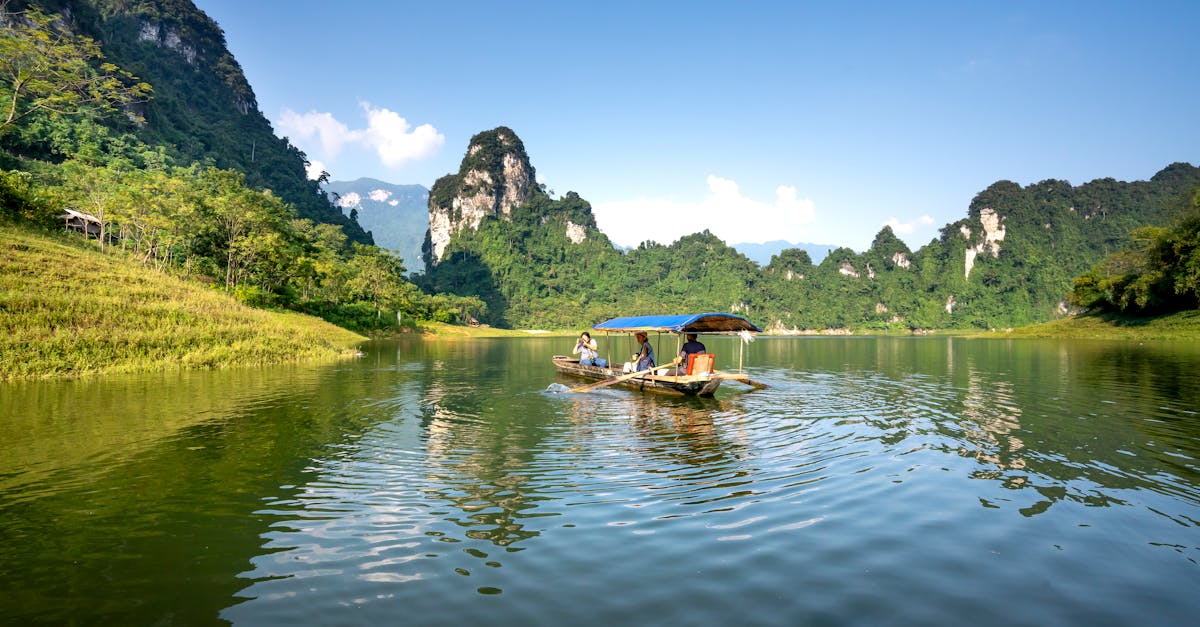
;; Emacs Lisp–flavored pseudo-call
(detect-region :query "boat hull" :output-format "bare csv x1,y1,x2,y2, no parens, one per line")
552,356,738,397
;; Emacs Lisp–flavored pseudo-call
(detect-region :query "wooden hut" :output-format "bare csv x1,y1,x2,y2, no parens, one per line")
59,208,104,237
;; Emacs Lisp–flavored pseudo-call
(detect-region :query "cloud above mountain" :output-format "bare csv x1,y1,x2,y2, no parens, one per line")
593,175,816,247
883,215,936,234
277,103,445,179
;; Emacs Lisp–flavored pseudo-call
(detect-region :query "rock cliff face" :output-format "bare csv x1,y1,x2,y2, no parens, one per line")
426,127,538,263
962,207,1006,280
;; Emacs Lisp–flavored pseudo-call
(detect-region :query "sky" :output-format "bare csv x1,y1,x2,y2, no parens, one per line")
192,0,1199,252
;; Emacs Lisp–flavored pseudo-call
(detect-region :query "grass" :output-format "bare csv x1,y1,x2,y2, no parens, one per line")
976,309,1200,341
1,224,366,380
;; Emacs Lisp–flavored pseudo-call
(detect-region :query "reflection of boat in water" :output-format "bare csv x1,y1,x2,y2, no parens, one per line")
552,312,761,397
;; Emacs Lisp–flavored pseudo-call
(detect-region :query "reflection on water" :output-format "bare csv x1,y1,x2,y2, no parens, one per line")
2,336,1199,626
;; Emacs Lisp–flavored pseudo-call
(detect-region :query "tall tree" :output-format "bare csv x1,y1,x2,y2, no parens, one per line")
0,1,151,136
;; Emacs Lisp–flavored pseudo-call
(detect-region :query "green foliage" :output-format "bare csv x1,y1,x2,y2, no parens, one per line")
0,167,54,222
1069,190,1200,314
426,158,1200,331
3,0,371,244
0,156,448,338
0,1,151,134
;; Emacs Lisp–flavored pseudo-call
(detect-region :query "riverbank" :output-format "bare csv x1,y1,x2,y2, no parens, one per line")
416,322,572,338
1,225,365,381
978,310,1200,341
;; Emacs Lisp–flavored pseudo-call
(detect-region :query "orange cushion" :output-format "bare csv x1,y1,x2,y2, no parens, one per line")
686,353,714,375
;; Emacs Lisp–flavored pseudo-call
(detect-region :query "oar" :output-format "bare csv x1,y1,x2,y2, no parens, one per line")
570,358,680,393
711,367,769,390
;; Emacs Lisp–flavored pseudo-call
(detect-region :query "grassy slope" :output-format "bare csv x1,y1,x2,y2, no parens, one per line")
978,310,1200,341
0,224,366,380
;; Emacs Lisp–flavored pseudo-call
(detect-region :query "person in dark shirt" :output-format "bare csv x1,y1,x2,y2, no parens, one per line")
667,333,707,375
679,333,706,360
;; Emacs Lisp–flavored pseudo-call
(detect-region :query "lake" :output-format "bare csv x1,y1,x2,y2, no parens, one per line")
2,335,1199,626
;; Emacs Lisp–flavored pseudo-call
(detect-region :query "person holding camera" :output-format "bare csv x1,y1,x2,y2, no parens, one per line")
573,331,606,367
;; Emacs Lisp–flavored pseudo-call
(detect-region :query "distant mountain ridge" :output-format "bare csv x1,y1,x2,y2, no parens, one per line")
325,178,429,273
733,240,836,265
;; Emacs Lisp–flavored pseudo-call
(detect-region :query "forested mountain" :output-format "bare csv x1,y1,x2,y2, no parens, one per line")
3,0,370,244
423,128,1200,331
324,178,428,274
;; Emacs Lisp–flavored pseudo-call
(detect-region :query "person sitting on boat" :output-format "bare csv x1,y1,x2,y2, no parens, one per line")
664,333,707,375
679,333,706,360
573,332,606,367
633,331,656,372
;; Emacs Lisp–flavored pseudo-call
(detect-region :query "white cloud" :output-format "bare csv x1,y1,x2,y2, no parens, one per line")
368,189,392,202
356,103,444,167
335,191,362,209
883,214,937,235
305,159,327,181
883,218,914,234
274,103,444,177
594,175,816,247
277,110,352,157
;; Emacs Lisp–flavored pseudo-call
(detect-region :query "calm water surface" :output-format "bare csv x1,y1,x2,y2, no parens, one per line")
1,336,1199,626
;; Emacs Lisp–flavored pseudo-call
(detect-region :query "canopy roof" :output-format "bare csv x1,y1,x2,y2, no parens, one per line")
592,312,761,334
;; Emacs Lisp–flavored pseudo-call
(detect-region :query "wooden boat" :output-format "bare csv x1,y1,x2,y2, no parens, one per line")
552,312,762,397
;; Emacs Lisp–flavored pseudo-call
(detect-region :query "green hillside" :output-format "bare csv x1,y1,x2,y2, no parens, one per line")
0,224,365,380
2,0,475,376
3,0,371,244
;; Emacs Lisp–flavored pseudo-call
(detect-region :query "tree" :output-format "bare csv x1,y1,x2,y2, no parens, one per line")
0,2,151,136
55,159,120,249
345,243,408,321
1069,189,1200,314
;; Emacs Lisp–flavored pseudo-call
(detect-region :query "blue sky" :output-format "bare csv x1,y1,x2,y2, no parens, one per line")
193,0,1199,251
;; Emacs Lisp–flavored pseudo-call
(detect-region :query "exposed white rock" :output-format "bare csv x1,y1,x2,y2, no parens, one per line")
565,221,586,244
839,262,860,278
963,207,1006,279
427,132,537,262
892,252,911,269
945,294,956,314
138,21,197,66
138,22,158,42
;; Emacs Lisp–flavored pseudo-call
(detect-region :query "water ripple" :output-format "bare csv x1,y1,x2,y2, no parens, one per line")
213,339,1200,625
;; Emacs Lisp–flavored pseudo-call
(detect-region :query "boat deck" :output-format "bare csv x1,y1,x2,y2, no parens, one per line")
552,356,749,397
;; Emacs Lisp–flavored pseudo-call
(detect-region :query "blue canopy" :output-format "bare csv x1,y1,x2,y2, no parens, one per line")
592,312,761,334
